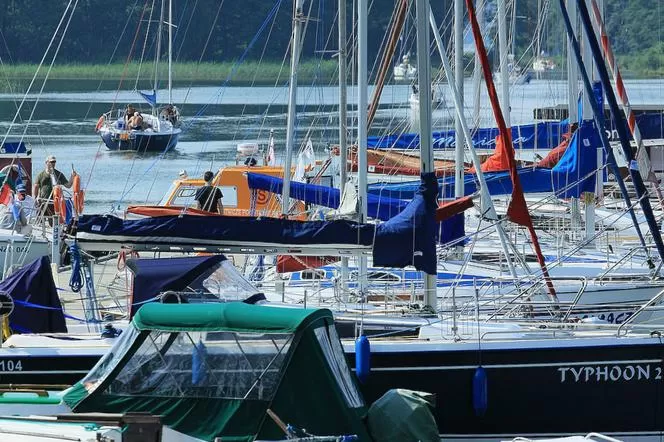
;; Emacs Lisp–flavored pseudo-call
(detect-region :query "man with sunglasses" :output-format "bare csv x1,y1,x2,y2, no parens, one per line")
33,155,76,221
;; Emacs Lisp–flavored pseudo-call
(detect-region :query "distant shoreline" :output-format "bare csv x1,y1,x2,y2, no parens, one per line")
1,59,659,90
1,60,340,84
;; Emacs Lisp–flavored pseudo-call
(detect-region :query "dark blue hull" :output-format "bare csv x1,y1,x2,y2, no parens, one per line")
100,130,180,152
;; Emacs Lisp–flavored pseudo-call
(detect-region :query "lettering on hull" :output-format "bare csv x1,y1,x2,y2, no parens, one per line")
558,364,662,383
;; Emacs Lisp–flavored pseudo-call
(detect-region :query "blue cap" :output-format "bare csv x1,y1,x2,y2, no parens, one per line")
16,184,26,193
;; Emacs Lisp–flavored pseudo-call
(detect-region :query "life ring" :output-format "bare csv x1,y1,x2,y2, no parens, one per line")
72,174,85,215
95,115,105,132
52,185,66,223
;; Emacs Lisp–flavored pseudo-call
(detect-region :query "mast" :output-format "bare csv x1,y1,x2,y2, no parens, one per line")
454,0,465,200
168,0,173,104
587,0,664,205
416,0,436,308
357,0,368,297
556,0,654,267
367,0,407,128
472,0,484,125
575,0,664,265
282,0,306,216
430,8,518,280
497,0,510,125
153,0,165,110
566,0,578,124
338,0,349,294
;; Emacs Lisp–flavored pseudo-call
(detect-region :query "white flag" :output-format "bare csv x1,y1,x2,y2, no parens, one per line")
303,138,315,170
267,131,276,166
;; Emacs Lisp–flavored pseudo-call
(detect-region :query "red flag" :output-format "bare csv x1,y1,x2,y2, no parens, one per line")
466,0,557,302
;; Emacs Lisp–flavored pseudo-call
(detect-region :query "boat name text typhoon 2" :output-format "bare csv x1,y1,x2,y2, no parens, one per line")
558,363,663,383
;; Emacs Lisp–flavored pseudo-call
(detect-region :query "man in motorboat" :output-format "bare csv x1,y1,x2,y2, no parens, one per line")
33,155,76,222
15,184,34,222
195,171,224,215
0,184,31,234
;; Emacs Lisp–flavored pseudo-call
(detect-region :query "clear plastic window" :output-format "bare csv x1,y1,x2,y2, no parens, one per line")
314,326,364,408
104,330,293,399
192,260,262,301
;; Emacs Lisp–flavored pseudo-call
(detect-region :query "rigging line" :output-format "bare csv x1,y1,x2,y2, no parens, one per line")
0,0,75,150
181,0,225,105
113,1,151,110
180,0,225,168
233,0,282,142
135,0,157,91
84,0,143,192
114,0,284,206
466,0,557,301
14,0,80,155
557,0,654,267
576,0,664,266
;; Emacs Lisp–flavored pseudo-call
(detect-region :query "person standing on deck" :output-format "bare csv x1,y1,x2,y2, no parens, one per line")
33,155,76,220
195,171,223,215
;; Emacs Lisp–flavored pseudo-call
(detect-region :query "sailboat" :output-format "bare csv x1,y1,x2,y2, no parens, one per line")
96,0,181,152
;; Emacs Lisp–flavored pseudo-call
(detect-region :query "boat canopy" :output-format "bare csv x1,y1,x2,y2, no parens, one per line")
63,303,371,441
126,254,262,318
368,120,600,200
0,256,66,334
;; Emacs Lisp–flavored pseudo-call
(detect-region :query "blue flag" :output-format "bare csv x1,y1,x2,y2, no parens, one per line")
139,90,157,107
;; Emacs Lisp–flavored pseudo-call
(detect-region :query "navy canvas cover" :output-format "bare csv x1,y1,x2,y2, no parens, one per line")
373,173,438,274
77,214,376,247
0,256,67,333
126,255,227,318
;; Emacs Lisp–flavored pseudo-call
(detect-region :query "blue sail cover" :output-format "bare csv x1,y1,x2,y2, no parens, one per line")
368,120,599,200
0,256,67,333
246,172,408,221
246,171,465,246
373,173,438,274
126,255,227,318
76,214,376,247
367,121,569,150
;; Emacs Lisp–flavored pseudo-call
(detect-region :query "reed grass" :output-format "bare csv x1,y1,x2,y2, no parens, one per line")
0,60,340,84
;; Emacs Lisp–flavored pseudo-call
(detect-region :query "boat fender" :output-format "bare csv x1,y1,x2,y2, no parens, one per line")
52,186,66,224
472,366,488,417
95,115,104,132
355,334,371,383
192,339,208,385
72,174,85,216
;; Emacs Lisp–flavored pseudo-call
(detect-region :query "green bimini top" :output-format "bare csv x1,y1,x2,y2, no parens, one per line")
132,302,333,334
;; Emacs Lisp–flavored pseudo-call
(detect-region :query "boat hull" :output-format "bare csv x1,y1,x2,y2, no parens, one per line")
4,333,664,439
351,337,664,439
100,129,180,152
